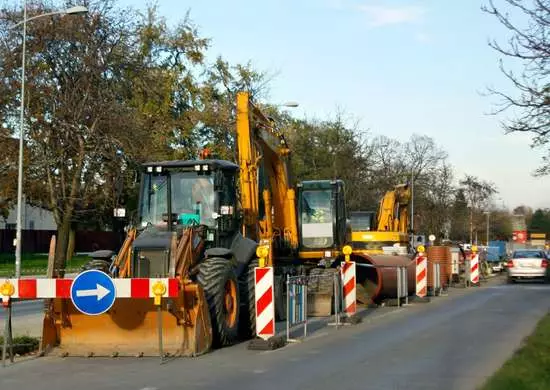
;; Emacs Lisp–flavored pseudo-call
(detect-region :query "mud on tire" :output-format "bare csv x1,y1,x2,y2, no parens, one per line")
197,257,240,348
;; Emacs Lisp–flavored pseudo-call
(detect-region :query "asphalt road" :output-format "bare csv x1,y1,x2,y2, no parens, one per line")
1,278,549,390
0,300,44,319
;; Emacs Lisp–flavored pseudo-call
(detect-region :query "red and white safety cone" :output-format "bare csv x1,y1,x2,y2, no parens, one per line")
470,246,480,286
414,245,430,303
341,261,356,316
338,245,361,324
254,266,275,340
248,245,285,350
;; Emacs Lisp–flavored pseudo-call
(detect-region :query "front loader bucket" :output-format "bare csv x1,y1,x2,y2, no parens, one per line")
41,282,212,357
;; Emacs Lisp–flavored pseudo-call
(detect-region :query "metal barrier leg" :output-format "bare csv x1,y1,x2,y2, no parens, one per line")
157,305,164,363
303,283,308,338
404,268,409,305
397,267,401,307
2,302,13,367
286,274,291,341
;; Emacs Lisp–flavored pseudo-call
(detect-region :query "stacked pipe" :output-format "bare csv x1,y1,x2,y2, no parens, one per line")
341,253,415,304
426,246,452,295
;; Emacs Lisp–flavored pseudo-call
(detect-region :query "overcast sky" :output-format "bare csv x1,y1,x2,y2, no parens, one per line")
120,0,549,211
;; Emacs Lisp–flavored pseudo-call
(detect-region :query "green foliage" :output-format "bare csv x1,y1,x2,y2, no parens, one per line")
529,209,550,235
285,112,371,211
450,189,469,241
481,313,550,390
0,335,40,356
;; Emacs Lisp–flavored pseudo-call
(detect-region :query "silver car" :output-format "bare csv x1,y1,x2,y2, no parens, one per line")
507,249,549,283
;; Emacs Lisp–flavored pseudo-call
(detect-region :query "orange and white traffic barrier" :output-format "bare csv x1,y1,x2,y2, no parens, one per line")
0,278,180,300
470,250,480,285
341,261,357,316
415,246,428,298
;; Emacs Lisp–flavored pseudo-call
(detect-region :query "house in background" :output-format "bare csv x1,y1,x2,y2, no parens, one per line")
0,203,56,231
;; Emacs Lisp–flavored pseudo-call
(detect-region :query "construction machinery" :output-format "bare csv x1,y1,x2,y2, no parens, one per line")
41,91,348,357
349,183,411,255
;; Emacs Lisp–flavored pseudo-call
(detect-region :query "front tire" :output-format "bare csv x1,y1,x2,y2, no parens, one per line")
197,257,240,347
238,258,259,339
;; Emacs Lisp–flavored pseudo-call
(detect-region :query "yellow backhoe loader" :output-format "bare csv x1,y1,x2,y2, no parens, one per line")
41,91,349,357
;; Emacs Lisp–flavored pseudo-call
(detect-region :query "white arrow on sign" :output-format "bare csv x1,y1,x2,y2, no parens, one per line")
76,284,111,301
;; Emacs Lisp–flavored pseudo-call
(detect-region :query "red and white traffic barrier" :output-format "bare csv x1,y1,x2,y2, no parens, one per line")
254,267,275,340
470,253,480,284
341,261,356,315
415,252,427,298
0,278,180,300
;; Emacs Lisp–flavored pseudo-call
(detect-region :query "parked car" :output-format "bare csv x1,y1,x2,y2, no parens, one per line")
484,251,504,273
507,249,549,283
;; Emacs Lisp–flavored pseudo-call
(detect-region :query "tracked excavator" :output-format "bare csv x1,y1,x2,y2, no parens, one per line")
349,183,411,255
41,91,348,357
346,184,416,305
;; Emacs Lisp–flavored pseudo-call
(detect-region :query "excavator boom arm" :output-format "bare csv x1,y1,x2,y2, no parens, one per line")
236,91,298,257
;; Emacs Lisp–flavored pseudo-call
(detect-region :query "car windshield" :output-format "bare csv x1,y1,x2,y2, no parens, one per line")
513,250,544,259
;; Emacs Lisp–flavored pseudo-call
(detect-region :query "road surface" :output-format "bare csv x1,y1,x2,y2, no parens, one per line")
1,278,549,390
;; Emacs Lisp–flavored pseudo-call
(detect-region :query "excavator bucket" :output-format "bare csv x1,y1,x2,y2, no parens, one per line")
41,281,212,357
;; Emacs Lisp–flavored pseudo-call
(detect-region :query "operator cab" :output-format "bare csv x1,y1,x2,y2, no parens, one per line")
350,211,376,232
132,159,239,277
297,180,348,253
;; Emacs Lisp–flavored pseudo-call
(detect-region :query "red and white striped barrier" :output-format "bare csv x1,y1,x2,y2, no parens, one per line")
254,267,275,340
415,253,427,298
0,278,180,301
470,253,479,284
341,261,356,315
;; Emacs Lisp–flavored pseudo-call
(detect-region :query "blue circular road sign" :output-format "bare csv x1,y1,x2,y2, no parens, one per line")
70,270,116,315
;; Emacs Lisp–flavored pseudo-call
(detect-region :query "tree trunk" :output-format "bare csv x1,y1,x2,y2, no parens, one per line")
53,216,72,278
66,229,76,263
469,209,473,244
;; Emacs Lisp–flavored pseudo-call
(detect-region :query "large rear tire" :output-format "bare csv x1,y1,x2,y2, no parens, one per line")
197,257,240,347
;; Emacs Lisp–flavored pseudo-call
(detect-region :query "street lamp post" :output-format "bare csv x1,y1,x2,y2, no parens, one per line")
13,3,88,278
410,166,415,233
484,211,490,246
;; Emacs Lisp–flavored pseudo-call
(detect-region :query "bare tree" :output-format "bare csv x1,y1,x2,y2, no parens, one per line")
459,175,498,244
482,0,550,174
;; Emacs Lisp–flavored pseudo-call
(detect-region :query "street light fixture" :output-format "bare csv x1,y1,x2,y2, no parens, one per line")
279,101,299,108
13,3,88,278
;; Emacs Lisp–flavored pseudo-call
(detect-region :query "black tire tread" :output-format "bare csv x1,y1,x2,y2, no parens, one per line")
197,257,240,347
238,258,259,339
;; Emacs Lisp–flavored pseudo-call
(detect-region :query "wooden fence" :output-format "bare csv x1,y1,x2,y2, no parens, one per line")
0,230,121,253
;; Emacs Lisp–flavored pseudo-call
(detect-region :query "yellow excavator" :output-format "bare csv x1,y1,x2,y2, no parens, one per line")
41,91,349,357
349,183,411,255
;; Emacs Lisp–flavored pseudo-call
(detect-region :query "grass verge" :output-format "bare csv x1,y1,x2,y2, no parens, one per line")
0,253,90,277
480,312,550,390
0,335,40,356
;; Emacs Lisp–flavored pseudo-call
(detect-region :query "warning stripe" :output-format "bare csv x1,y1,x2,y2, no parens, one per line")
470,254,480,284
254,267,275,340
416,254,427,298
1,278,180,300
341,261,357,315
